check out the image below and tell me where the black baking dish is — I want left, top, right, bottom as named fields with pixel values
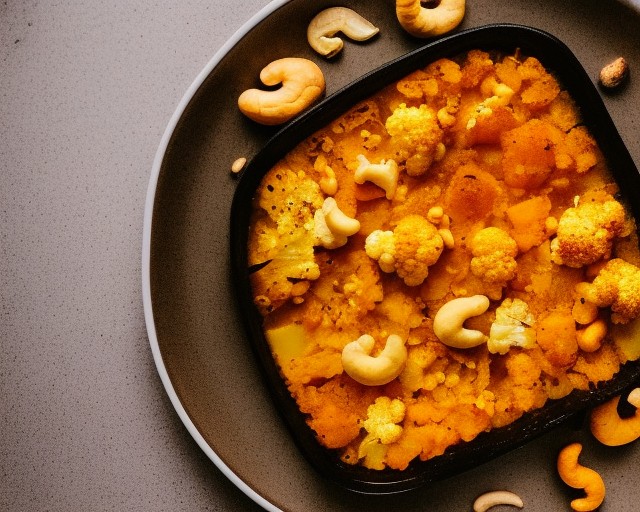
left=230, top=24, right=640, bottom=494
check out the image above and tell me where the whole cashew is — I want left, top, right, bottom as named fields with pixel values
left=307, top=7, right=379, bottom=58
left=314, top=197, right=361, bottom=249
left=557, top=443, right=606, bottom=512
left=576, top=318, right=607, bottom=353
left=354, top=154, right=399, bottom=200
left=433, top=295, right=490, bottom=349
left=237, top=58, right=325, bottom=125
left=473, top=490, right=524, bottom=512
left=590, top=391, right=640, bottom=446
left=342, top=334, right=407, bottom=386
left=628, top=387, right=640, bottom=407
left=395, top=0, right=466, bottom=38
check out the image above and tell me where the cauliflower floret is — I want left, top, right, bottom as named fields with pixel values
left=578, top=258, right=640, bottom=324
left=470, top=227, right=518, bottom=284
left=488, top=298, right=536, bottom=355
left=249, top=167, right=324, bottom=313
left=365, top=215, right=445, bottom=286
left=363, top=396, right=406, bottom=444
left=313, top=197, right=360, bottom=249
left=357, top=396, right=406, bottom=470
left=385, top=103, right=444, bottom=176
left=550, top=199, right=626, bottom=268
left=364, top=229, right=396, bottom=273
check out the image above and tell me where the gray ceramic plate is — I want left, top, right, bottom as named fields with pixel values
left=143, top=1, right=640, bottom=510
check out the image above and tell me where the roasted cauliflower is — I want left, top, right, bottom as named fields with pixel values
left=578, top=258, right=640, bottom=324
left=249, top=166, right=324, bottom=313
left=358, top=397, right=406, bottom=469
left=470, top=227, right=519, bottom=285
left=550, top=198, right=626, bottom=268
left=488, top=298, right=536, bottom=355
left=385, top=103, right=444, bottom=176
left=365, top=215, right=445, bottom=286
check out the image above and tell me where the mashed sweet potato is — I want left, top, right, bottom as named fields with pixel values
left=247, top=49, right=640, bottom=471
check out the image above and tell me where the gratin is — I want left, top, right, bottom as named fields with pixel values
left=246, top=49, right=640, bottom=471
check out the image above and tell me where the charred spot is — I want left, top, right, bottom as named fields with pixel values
left=248, top=260, right=272, bottom=274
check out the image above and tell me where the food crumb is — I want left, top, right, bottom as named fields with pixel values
left=231, top=157, right=247, bottom=174
left=599, top=57, right=629, bottom=89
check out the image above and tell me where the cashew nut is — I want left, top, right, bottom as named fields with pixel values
left=314, top=197, right=361, bottom=249
left=576, top=318, right=607, bottom=353
left=238, top=58, right=325, bottom=125
left=572, top=296, right=599, bottom=325
left=354, top=154, right=399, bottom=199
left=473, top=490, right=524, bottom=512
left=395, top=0, right=466, bottom=38
left=307, top=7, right=379, bottom=58
left=557, top=442, right=605, bottom=512
left=590, top=390, right=640, bottom=446
left=628, top=387, right=640, bottom=407
left=599, top=57, right=629, bottom=89
left=314, top=155, right=338, bottom=195
left=433, top=295, right=490, bottom=349
left=427, top=205, right=444, bottom=224
left=438, top=228, right=455, bottom=249
left=342, top=334, right=407, bottom=386
left=230, top=157, right=247, bottom=174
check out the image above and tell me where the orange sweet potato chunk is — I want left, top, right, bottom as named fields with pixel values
left=506, top=195, right=552, bottom=252
left=554, top=126, right=599, bottom=174
left=296, top=375, right=377, bottom=449
left=465, top=106, right=521, bottom=146
left=460, top=50, right=494, bottom=88
left=495, top=56, right=522, bottom=92
left=501, top=119, right=564, bottom=189
left=444, top=163, right=501, bottom=222
left=518, top=57, right=560, bottom=109
left=536, top=309, right=579, bottom=368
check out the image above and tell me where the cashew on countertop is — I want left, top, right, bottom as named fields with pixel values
left=396, top=0, right=466, bottom=38
left=237, top=58, right=325, bottom=125
left=590, top=388, right=640, bottom=446
left=342, top=334, right=407, bottom=386
left=307, top=7, right=379, bottom=58
left=557, top=443, right=606, bottom=512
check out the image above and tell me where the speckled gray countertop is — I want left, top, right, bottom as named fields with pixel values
left=2, top=1, right=269, bottom=510
left=2, top=1, right=639, bottom=511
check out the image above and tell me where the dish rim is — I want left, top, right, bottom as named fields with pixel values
left=230, top=23, right=640, bottom=494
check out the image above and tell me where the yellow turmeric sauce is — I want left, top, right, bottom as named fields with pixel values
left=247, top=49, right=640, bottom=471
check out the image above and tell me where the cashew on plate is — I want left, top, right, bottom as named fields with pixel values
left=237, top=58, right=325, bottom=125
left=396, top=0, right=466, bottom=38
left=557, top=443, right=605, bottom=512
left=473, top=490, right=524, bottom=512
left=307, top=7, right=379, bottom=58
